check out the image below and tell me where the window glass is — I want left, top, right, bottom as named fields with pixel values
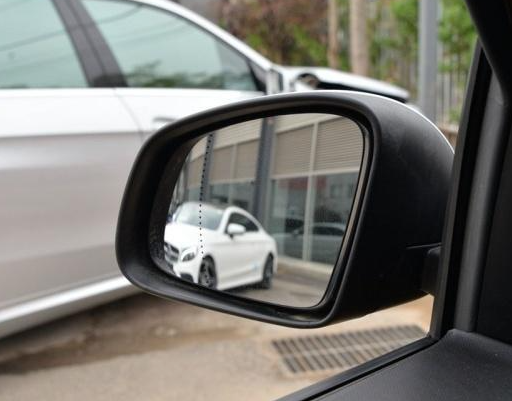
left=0, top=0, right=87, bottom=88
left=228, top=213, right=258, bottom=232
left=208, top=182, right=255, bottom=212
left=307, top=173, right=358, bottom=264
left=185, top=187, right=201, bottom=202
left=209, top=183, right=230, bottom=205
left=230, top=181, right=255, bottom=211
left=82, top=0, right=258, bottom=90
left=312, top=174, right=358, bottom=225
left=173, top=203, right=223, bottom=230
left=268, top=177, right=308, bottom=259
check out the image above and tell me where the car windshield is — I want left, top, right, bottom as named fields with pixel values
left=173, top=203, right=224, bottom=230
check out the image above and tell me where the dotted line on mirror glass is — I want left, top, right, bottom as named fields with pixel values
left=198, top=135, right=213, bottom=257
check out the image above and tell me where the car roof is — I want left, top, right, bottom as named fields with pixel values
left=224, top=205, right=254, bottom=217
left=179, top=202, right=256, bottom=219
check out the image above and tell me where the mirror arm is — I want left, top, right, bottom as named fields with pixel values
left=421, top=246, right=441, bottom=295
left=265, top=67, right=282, bottom=94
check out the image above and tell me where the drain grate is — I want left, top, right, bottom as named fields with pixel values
left=272, top=325, right=425, bottom=375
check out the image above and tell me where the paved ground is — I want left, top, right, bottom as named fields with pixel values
left=230, top=264, right=331, bottom=306
left=0, top=292, right=433, bottom=401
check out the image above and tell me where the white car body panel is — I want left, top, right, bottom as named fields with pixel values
left=0, top=89, right=140, bottom=312
left=279, top=66, right=410, bottom=101
left=0, top=276, right=136, bottom=339
left=115, top=88, right=263, bottom=137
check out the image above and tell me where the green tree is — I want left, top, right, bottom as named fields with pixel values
left=368, top=0, right=418, bottom=93
left=438, top=0, right=476, bottom=123
left=438, top=0, right=476, bottom=76
left=218, top=0, right=329, bottom=66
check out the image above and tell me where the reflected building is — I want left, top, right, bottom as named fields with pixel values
left=176, top=114, right=363, bottom=266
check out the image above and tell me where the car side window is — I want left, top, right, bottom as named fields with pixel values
left=227, top=213, right=259, bottom=232
left=81, top=0, right=258, bottom=91
left=0, top=0, right=88, bottom=89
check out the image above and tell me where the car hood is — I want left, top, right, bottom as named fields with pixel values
left=279, top=66, right=410, bottom=102
left=164, top=222, right=217, bottom=250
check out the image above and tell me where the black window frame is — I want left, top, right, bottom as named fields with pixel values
left=52, top=0, right=125, bottom=87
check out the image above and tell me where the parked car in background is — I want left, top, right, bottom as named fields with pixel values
left=274, top=222, right=346, bottom=265
left=0, top=0, right=408, bottom=338
left=164, top=202, right=277, bottom=290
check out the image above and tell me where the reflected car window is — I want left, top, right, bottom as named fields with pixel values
left=227, top=212, right=259, bottom=232
left=174, top=203, right=224, bottom=230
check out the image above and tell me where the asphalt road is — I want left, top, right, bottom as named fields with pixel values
left=229, top=264, right=331, bottom=307
left=0, top=288, right=432, bottom=401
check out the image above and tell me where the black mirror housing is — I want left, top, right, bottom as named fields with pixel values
left=116, top=91, right=453, bottom=328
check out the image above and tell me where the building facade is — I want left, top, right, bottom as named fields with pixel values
left=176, top=113, right=363, bottom=265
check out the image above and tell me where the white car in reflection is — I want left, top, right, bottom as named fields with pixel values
left=163, top=202, right=277, bottom=290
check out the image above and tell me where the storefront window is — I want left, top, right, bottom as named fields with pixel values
left=230, top=181, right=255, bottom=211
left=209, top=183, right=230, bottom=205
left=185, top=187, right=201, bottom=202
left=268, top=177, right=308, bottom=259
left=307, top=173, right=359, bottom=264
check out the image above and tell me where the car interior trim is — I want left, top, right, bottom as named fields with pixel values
left=430, top=43, right=492, bottom=338
left=312, top=330, right=512, bottom=401
left=277, top=336, right=436, bottom=401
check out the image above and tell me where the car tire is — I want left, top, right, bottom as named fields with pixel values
left=198, top=257, right=217, bottom=289
left=259, top=256, right=274, bottom=289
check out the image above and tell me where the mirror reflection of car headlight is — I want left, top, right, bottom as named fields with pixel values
left=181, top=246, right=198, bottom=262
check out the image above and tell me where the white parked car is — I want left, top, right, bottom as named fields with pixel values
left=164, top=203, right=277, bottom=291
left=0, top=0, right=408, bottom=338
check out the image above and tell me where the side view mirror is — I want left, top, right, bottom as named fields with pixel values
left=227, top=223, right=246, bottom=238
left=116, top=91, right=453, bottom=328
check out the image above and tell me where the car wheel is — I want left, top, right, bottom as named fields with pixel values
left=259, top=256, right=274, bottom=289
left=198, top=257, right=217, bottom=289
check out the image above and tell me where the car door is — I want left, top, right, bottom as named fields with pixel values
left=74, top=0, right=265, bottom=139
left=233, top=212, right=270, bottom=277
left=0, top=0, right=141, bottom=311
left=214, top=212, right=261, bottom=286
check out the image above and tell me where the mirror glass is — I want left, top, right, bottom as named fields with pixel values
left=164, top=113, right=363, bottom=307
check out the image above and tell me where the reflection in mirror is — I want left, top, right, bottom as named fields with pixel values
left=164, top=114, right=363, bottom=307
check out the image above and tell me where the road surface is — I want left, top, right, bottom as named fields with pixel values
left=0, top=290, right=432, bottom=401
